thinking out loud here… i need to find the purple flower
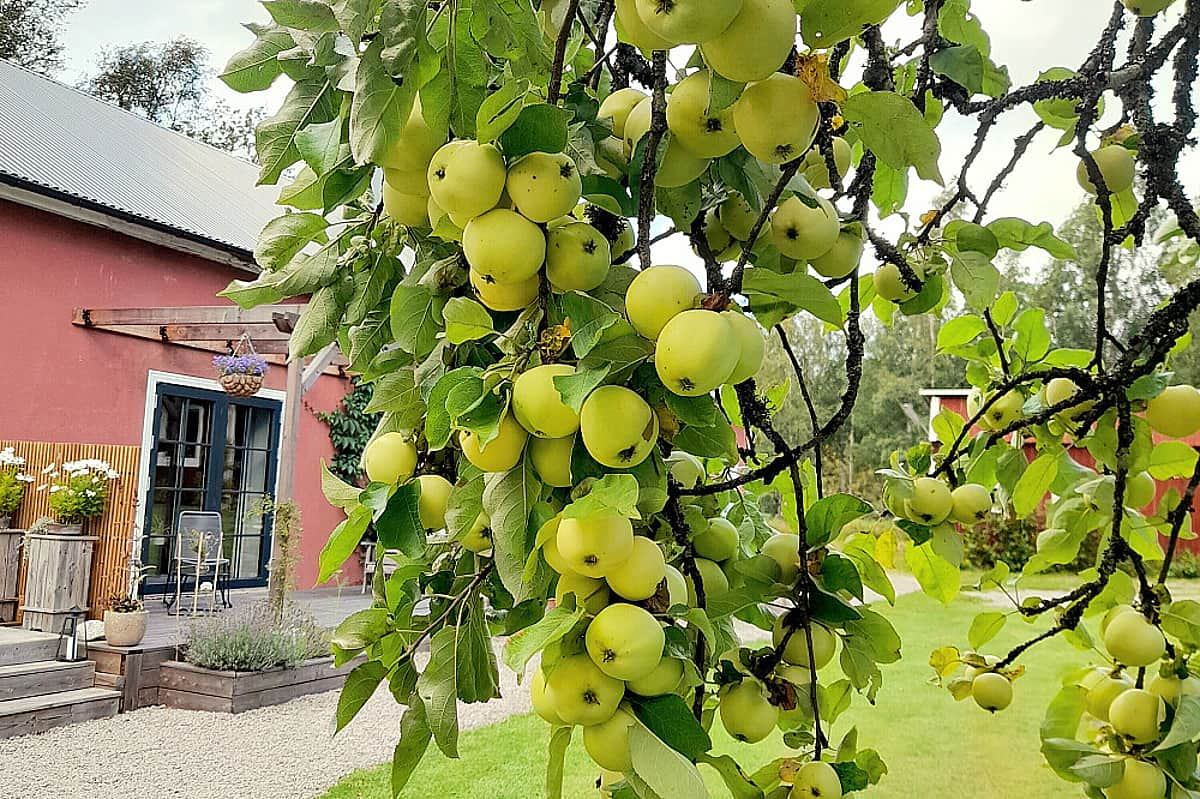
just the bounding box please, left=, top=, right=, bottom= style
left=213, top=353, right=270, bottom=377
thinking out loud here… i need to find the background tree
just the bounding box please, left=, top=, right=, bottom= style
left=0, top=0, right=82, bottom=75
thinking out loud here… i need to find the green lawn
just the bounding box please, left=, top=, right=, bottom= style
left=322, top=590, right=1095, bottom=799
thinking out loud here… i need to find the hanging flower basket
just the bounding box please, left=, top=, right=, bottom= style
left=214, top=337, right=269, bottom=398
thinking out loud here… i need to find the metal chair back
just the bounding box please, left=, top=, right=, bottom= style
left=176, top=511, right=224, bottom=565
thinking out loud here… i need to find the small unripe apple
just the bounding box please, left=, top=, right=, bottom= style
left=625, top=264, right=701, bottom=340
left=383, top=165, right=430, bottom=197
left=732, top=73, right=819, bottom=165
left=905, top=477, right=954, bottom=525
left=719, top=194, right=760, bottom=241
left=541, top=516, right=572, bottom=574
left=666, top=70, right=741, bottom=159
left=770, top=194, right=839, bottom=261
left=656, top=310, right=739, bottom=397
left=790, top=760, right=843, bottom=799
left=598, top=87, right=648, bottom=138
left=949, top=483, right=993, bottom=525
left=1149, top=674, right=1200, bottom=706
left=556, top=571, right=612, bottom=615
left=688, top=557, right=730, bottom=604
left=546, top=222, right=611, bottom=293
left=1086, top=672, right=1133, bottom=721
left=1109, top=688, right=1166, bottom=744
left=1104, top=611, right=1166, bottom=667
left=1144, top=384, right=1200, bottom=438
left=583, top=705, right=637, bottom=772
left=694, top=518, right=739, bottom=562
left=382, top=182, right=430, bottom=227
left=1122, top=0, right=1178, bottom=15
left=719, top=679, right=779, bottom=743
left=506, top=152, right=583, bottom=223
left=580, top=386, right=660, bottom=469
left=470, top=269, right=540, bottom=312
left=459, top=512, right=492, bottom=554
left=971, top=672, right=1013, bottom=712
left=613, top=0, right=672, bottom=53
left=809, top=227, right=864, bottom=279
left=530, top=436, right=574, bottom=488
left=1103, top=757, right=1167, bottom=799
left=1125, top=471, right=1157, bottom=509
left=872, top=263, right=921, bottom=303
left=772, top=615, right=837, bottom=669
left=557, top=511, right=635, bottom=578
left=761, top=532, right=801, bottom=584
left=363, top=432, right=417, bottom=485
left=700, top=0, right=796, bottom=83
left=544, top=653, right=625, bottom=726
left=416, top=474, right=453, bottom=530
left=531, top=668, right=566, bottom=725
left=605, top=536, right=667, bottom=601
left=1077, top=145, right=1136, bottom=195
left=801, top=137, right=853, bottom=191
left=427, top=140, right=506, bottom=225
left=463, top=208, right=547, bottom=284
left=586, top=602, right=665, bottom=681
left=512, top=364, right=581, bottom=439
left=458, top=413, right=528, bottom=473
left=968, top=387, right=1024, bottom=431
left=377, top=96, right=443, bottom=172
left=1044, top=377, right=1096, bottom=421
left=722, top=311, right=766, bottom=385
left=667, top=451, right=705, bottom=489
left=633, top=0, right=742, bottom=45
left=626, top=656, right=685, bottom=697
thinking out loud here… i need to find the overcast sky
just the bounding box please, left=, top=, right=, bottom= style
left=59, top=0, right=1196, bottom=273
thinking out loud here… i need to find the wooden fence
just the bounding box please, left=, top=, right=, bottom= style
left=2, top=440, right=141, bottom=621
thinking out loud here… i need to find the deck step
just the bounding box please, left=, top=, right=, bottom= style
left=0, top=660, right=95, bottom=701
left=0, top=629, right=60, bottom=666
left=0, top=687, right=120, bottom=739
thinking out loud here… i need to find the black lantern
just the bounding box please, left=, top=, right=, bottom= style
left=56, top=605, right=88, bottom=662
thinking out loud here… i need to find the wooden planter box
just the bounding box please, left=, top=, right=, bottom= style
left=158, top=656, right=355, bottom=713
left=0, top=530, right=21, bottom=623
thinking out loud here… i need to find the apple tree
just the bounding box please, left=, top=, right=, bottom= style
left=220, top=0, right=1200, bottom=797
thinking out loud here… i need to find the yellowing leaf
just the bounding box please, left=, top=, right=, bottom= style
left=929, top=645, right=961, bottom=680
left=795, top=52, right=848, bottom=104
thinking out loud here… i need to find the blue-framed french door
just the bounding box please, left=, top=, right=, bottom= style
left=140, top=383, right=282, bottom=593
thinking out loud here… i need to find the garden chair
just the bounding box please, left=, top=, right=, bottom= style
left=166, top=511, right=230, bottom=616
left=360, top=541, right=402, bottom=593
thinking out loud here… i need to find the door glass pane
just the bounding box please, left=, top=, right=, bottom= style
left=222, top=405, right=276, bottom=583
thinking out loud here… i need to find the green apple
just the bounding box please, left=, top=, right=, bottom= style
left=872, top=263, right=922, bottom=303
left=625, top=265, right=701, bottom=340
left=1044, top=376, right=1097, bottom=421
left=427, top=140, right=506, bottom=225
left=377, top=95, right=443, bottom=172
left=791, top=761, right=843, bottom=799
left=605, top=536, right=667, bottom=601
left=664, top=564, right=689, bottom=607
left=382, top=182, right=430, bottom=227
left=949, top=483, right=992, bottom=525
left=688, top=557, right=730, bottom=604
left=809, top=227, right=864, bottom=279
left=968, top=387, right=1024, bottom=431
left=580, top=385, right=660, bottom=469
left=719, top=679, right=779, bottom=743
left=1103, top=758, right=1167, bottom=799
left=531, top=436, right=574, bottom=488
left=583, top=705, right=636, bottom=771
left=1087, top=672, right=1133, bottom=721
left=627, top=656, right=685, bottom=696
left=1144, top=384, right=1200, bottom=438
left=1102, top=606, right=1136, bottom=637
left=719, top=193, right=760, bottom=241
left=363, top=432, right=417, bottom=484
left=383, top=165, right=430, bottom=196
left=545, top=653, right=625, bottom=726
left=773, top=615, right=837, bottom=669
left=541, top=516, right=573, bottom=574
left=512, top=364, right=581, bottom=439
left=556, top=571, right=612, bottom=615
left=622, top=95, right=652, bottom=159
left=1105, top=611, right=1166, bottom=667
left=667, top=451, right=705, bottom=489
left=507, top=152, right=583, bottom=223
left=666, top=70, right=741, bottom=159
left=599, top=87, right=649, bottom=138
left=700, top=0, right=795, bottom=82
left=557, top=511, right=636, bottom=578
left=762, top=532, right=801, bottom=584
left=802, top=137, right=853, bottom=191
left=531, top=668, right=566, bottom=725
left=586, top=603, right=665, bottom=681
left=459, top=412, right=528, bottom=472
left=1109, top=688, right=1166, bottom=744
left=470, top=269, right=540, bottom=312
left=613, top=0, right=672, bottom=53
left=1077, top=145, right=1136, bottom=195
left=1149, top=674, right=1200, bottom=705
left=462, top=208, right=547, bottom=284
left=416, top=474, right=453, bottom=530
left=657, top=140, right=712, bottom=188
left=770, top=194, right=839, bottom=260
left=905, top=477, right=954, bottom=525
left=655, top=310, right=739, bottom=396
left=700, top=208, right=733, bottom=254
left=1122, top=0, right=1178, bottom=15
left=694, top=517, right=739, bottom=561
left=733, top=74, right=819, bottom=164
left=546, top=222, right=611, bottom=292
left=971, top=672, right=1013, bottom=712
left=1126, top=471, right=1157, bottom=509
left=633, top=0, right=742, bottom=45
left=722, top=310, right=765, bottom=385
left=459, top=512, right=492, bottom=554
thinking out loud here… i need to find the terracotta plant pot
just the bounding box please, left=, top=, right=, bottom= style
left=103, top=609, right=148, bottom=647
left=45, top=521, right=83, bottom=535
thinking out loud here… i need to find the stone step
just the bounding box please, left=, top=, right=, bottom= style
left=0, top=628, right=61, bottom=666
left=0, top=660, right=96, bottom=701
left=0, top=687, right=120, bottom=739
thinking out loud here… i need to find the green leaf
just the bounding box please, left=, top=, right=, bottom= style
left=391, top=284, right=446, bottom=359
left=629, top=695, right=712, bottom=760
left=562, top=292, right=620, bottom=358
left=498, top=103, right=572, bottom=160
left=799, top=0, right=904, bottom=48
left=1155, top=695, right=1200, bottom=751
left=674, top=417, right=738, bottom=461
left=986, top=218, right=1076, bottom=259
left=905, top=541, right=959, bottom=604
left=483, top=459, right=542, bottom=600
left=1013, top=452, right=1058, bottom=517
left=442, top=297, right=496, bottom=344
left=844, top=607, right=901, bottom=663
left=929, top=44, right=1011, bottom=98
left=991, top=291, right=1019, bottom=325
left=564, top=474, right=641, bottom=520
left=578, top=334, right=655, bottom=381
left=256, top=79, right=337, bottom=185
left=331, top=607, right=391, bottom=650
left=290, top=284, right=346, bottom=359
left=931, top=408, right=965, bottom=448
left=697, top=753, right=763, bottom=799
left=936, top=314, right=986, bottom=350
left=949, top=251, right=999, bottom=311
left=426, top=368, right=483, bottom=449
left=553, top=366, right=610, bottom=413
left=321, top=459, right=362, bottom=511
left=821, top=552, right=865, bottom=601
left=841, top=91, right=943, bottom=185
left=629, top=723, right=708, bottom=799
left=842, top=535, right=895, bottom=605
left=546, top=725, right=572, bottom=799
left=1024, top=527, right=1089, bottom=575
left=476, top=79, right=531, bottom=142
left=391, top=696, right=432, bottom=796
left=459, top=596, right=502, bottom=703
left=1162, top=600, right=1200, bottom=647
left=1041, top=684, right=1088, bottom=741
left=380, top=0, right=427, bottom=76
left=376, top=483, right=425, bottom=557
left=336, top=660, right=386, bottom=734
left=968, top=611, right=1007, bottom=650
left=1150, top=441, right=1199, bottom=480
left=743, top=268, right=844, bottom=327
left=365, top=370, right=425, bottom=429
left=417, top=627, right=461, bottom=757
left=503, top=603, right=585, bottom=672
left=350, top=39, right=419, bottom=165
left=806, top=494, right=873, bottom=547
left=320, top=504, right=372, bottom=582
left=262, top=0, right=339, bottom=31
left=220, top=24, right=294, bottom=93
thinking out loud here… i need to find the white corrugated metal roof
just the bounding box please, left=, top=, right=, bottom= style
left=0, top=59, right=280, bottom=259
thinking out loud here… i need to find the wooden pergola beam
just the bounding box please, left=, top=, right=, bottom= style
left=161, top=323, right=288, bottom=341
left=73, top=305, right=303, bottom=326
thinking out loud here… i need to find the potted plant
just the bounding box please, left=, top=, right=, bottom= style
left=39, top=459, right=120, bottom=534
left=0, top=447, right=33, bottom=528
left=103, top=594, right=149, bottom=647
left=214, top=352, right=269, bottom=397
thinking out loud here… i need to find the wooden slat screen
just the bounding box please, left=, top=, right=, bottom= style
left=2, top=440, right=141, bottom=621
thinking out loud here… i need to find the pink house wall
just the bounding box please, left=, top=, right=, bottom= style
left=0, top=198, right=360, bottom=589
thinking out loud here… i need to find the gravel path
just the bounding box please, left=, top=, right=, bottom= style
left=0, top=572, right=925, bottom=798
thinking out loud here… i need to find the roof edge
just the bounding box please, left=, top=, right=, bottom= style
left=919, top=388, right=973, bottom=397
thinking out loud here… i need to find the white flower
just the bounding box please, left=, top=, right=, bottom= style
left=41, top=463, right=56, bottom=474
left=49, top=485, right=62, bottom=493
left=85, top=490, right=96, bottom=497
left=36, top=485, right=47, bottom=492
left=16, top=474, right=33, bottom=483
